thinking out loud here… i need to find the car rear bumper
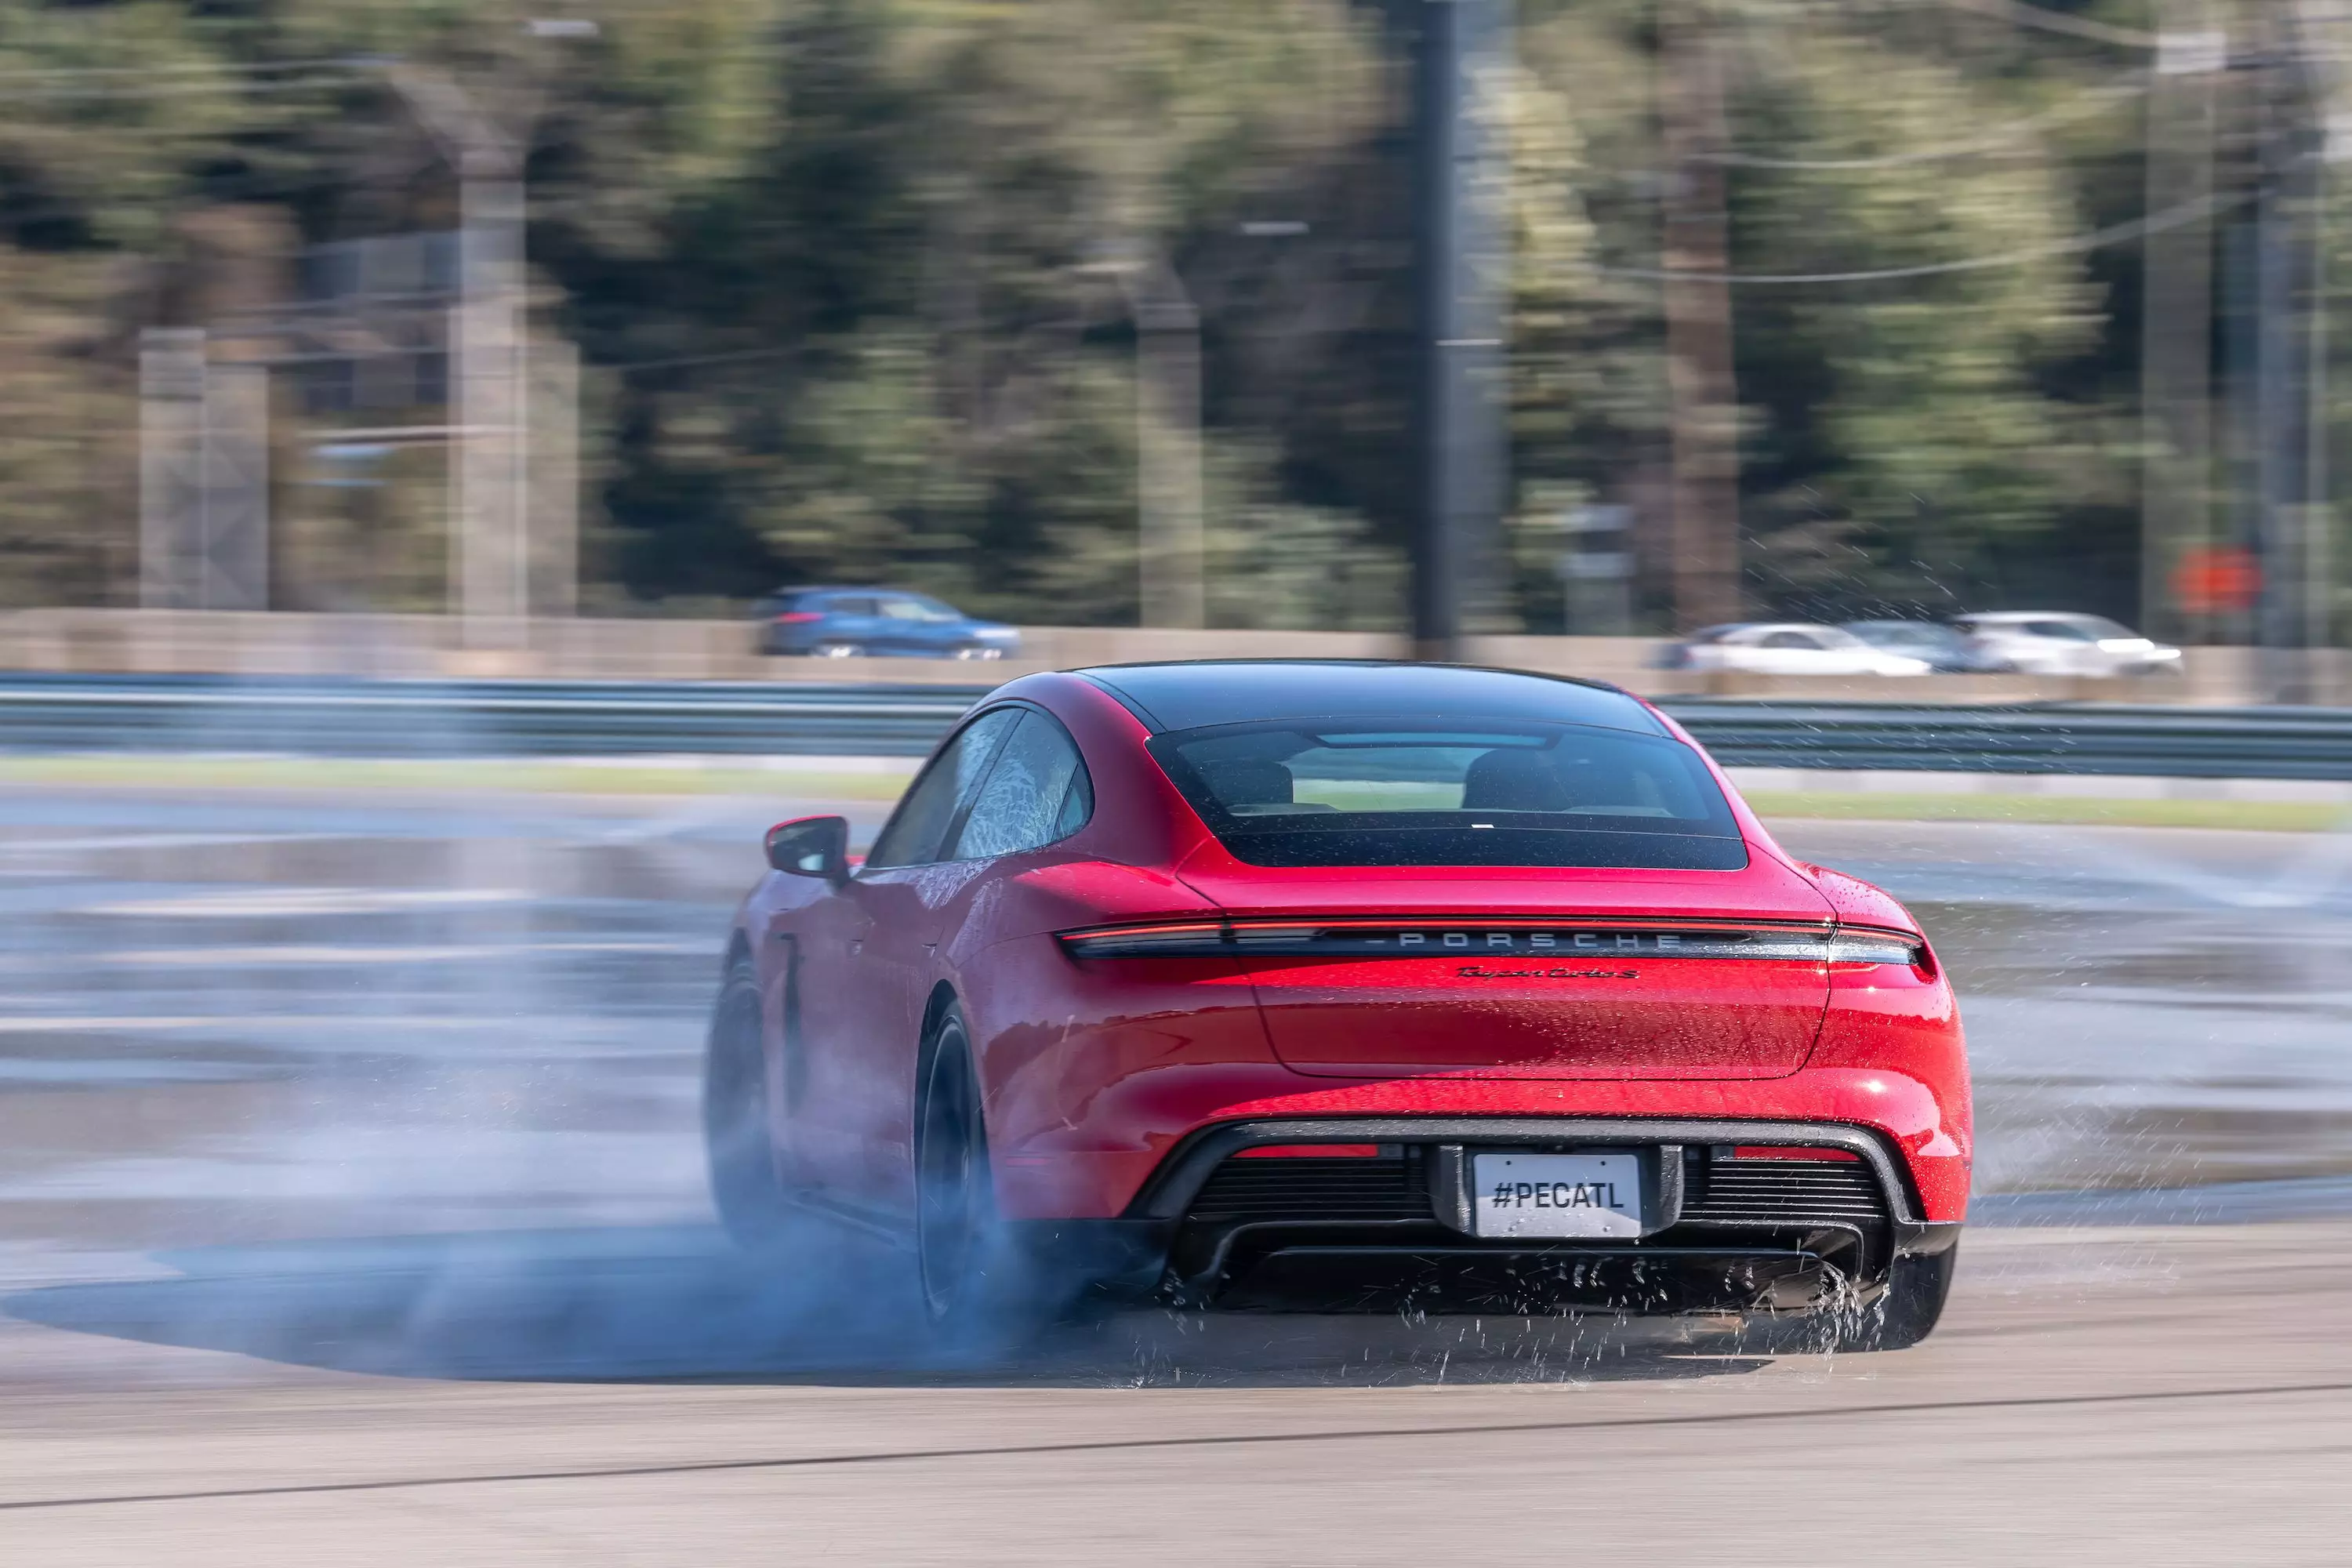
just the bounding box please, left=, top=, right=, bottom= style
left=1003, top=1114, right=1961, bottom=1313
left=992, top=1065, right=1971, bottom=1225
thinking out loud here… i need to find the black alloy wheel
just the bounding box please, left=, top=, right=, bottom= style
left=703, top=959, right=793, bottom=1248
left=913, top=1008, right=999, bottom=1325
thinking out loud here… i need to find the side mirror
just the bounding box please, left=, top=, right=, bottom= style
left=765, top=815, right=851, bottom=885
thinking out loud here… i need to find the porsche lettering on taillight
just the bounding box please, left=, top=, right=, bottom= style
left=1056, top=917, right=1922, bottom=967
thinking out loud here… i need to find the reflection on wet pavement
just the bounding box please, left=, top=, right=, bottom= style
left=0, top=787, right=880, bottom=1290
left=1773, top=819, right=2352, bottom=1195
left=1, top=790, right=2348, bottom=1300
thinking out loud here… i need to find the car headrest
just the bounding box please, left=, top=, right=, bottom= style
left=1460, top=749, right=1573, bottom=813
left=1199, top=757, right=1295, bottom=808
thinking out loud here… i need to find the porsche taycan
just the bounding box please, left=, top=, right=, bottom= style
left=705, top=662, right=1969, bottom=1345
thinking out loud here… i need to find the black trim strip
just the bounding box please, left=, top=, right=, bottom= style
left=1123, top=1116, right=1927, bottom=1227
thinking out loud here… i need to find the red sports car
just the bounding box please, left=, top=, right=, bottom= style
left=705, top=662, right=1969, bottom=1346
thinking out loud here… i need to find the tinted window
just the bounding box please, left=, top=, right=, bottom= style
left=879, top=596, right=957, bottom=622
left=1761, top=631, right=1819, bottom=650
left=1848, top=622, right=1957, bottom=652
left=2022, top=620, right=2096, bottom=641
left=831, top=596, right=879, bottom=617
left=1084, top=663, right=1663, bottom=737
left=950, top=711, right=1093, bottom=860
left=1149, top=720, right=1744, bottom=870
left=866, top=708, right=1023, bottom=869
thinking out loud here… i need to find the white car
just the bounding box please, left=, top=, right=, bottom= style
left=1947, top=613, right=2183, bottom=677
left=1674, top=622, right=1932, bottom=677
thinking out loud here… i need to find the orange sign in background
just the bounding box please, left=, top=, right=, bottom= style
left=2173, top=545, right=2262, bottom=618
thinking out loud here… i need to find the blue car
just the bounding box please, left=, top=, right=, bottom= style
left=757, top=587, right=1022, bottom=660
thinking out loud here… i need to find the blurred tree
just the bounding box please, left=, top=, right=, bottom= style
left=0, top=0, right=2295, bottom=635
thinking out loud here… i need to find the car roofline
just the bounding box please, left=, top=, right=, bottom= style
left=1071, top=657, right=1629, bottom=696
left=1064, top=659, right=1658, bottom=737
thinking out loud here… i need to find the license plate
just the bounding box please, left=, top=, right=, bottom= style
left=1472, top=1151, right=1643, bottom=1239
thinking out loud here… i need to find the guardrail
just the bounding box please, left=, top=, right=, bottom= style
left=4, top=673, right=2352, bottom=779
left=0, top=674, right=986, bottom=759
left=1662, top=700, right=2352, bottom=780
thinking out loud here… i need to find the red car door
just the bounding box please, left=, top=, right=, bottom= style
left=785, top=707, right=1024, bottom=1214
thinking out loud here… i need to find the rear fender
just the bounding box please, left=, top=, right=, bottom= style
left=955, top=928, right=1287, bottom=1221
left=1811, top=957, right=1971, bottom=1221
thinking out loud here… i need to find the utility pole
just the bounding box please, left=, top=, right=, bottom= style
left=2142, top=13, right=2224, bottom=644
left=528, top=333, right=580, bottom=619
left=139, top=330, right=205, bottom=612
left=1406, top=0, right=1511, bottom=662
left=459, top=137, right=529, bottom=643
left=388, top=67, right=528, bottom=650
left=139, top=328, right=270, bottom=613
left=1123, top=260, right=1207, bottom=630
left=198, top=361, right=271, bottom=612
left=1658, top=1, right=1742, bottom=632
left=2298, top=0, right=2350, bottom=702
left=2244, top=13, right=2329, bottom=699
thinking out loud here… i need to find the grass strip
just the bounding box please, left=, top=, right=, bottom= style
left=1744, top=790, right=2347, bottom=833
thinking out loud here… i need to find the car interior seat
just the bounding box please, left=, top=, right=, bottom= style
left=1199, top=757, right=1330, bottom=815
left=1460, top=748, right=1576, bottom=813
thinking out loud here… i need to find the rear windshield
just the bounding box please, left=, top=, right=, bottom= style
left=1147, top=720, right=1747, bottom=870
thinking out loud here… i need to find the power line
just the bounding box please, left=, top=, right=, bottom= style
left=6, top=73, right=365, bottom=103
left=1935, top=0, right=2163, bottom=51
left=613, top=346, right=795, bottom=375
left=0, top=165, right=419, bottom=238
left=0, top=55, right=365, bottom=82
left=1698, top=78, right=2151, bottom=169
left=1588, top=183, right=2254, bottom=286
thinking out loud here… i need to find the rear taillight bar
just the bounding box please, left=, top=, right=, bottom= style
left=1234, top=1143, right=1388, bottom=1160
left=1056, top=917, right=1922, bottom=967
left=1729, top=1145, right=1862, bottom=1163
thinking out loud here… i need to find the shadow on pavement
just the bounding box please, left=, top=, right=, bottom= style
left=1, top=1225, right=1781, bottom=1388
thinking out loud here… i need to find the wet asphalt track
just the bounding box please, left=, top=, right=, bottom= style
left=2, top=782, right=2349, bottom=1563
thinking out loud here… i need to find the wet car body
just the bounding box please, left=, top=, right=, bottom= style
left=709, top=662, right=1970, bottom=1338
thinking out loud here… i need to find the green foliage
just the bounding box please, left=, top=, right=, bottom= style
left=0, top=0, right=2280, bottom=629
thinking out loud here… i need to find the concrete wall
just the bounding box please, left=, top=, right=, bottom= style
left=0, top=607, right=2333, bottom=705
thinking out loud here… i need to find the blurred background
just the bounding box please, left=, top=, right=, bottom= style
left=2, top=0, right=2349, bottom=695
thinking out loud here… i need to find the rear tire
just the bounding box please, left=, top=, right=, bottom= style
left=913, top=1007, right=1026, bottom=1333
left=704, top=959, right=794, bottom=1249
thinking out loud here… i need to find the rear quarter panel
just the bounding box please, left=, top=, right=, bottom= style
left=957, top=931, right=1293, bottom=1221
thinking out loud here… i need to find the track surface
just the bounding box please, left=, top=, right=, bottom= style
left=2, top=786, right=2350, bottom=1563
left=4, top=1223, right=2347, bottom=1564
